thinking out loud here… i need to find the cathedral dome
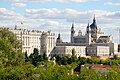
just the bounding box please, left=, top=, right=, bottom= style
left=90, top=22, right=97, bottom=29
left=90, top=16, right=97, bottom=29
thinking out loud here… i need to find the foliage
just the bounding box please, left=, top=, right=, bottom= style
left=0, top=64, right=36, bottom=80
left=55, top=48, right=77, bottom=65
left=43, top=52, right=48, bottom=61
left=0, top=28, right=21, bottom=51
left=55, top=55, right=70, bottom=65
left=28, top=48, right=48, bottom=66
left=25, top=51, right=29, bottom=62
left=71, top=48, right=77, bottom=62
left=113, top=55, right=118, bottom=60
left=0, top=29, right=24, bottom=67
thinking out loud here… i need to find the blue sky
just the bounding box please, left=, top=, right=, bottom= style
left=0, top=0, right=120, bottom=43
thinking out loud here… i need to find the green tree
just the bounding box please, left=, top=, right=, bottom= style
left=43, top=53, right=48, bottom=61
left=71, top=48, right=77, bottom=62
left=0, top=28, right=22, bottom=52
left=55, top=55, right=62, bottom=65
left=33, top=48, right=39, bottom=55
left=25, top=51, right=29, bottom=62
left=0, top=29, right=24, bottom=67
left=113, top=55, right=118, bottom=60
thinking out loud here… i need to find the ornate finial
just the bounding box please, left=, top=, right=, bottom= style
left=93, top=14, right=96, bottom=23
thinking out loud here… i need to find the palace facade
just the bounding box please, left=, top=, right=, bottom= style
left=8, top=27, right=55, bottom=56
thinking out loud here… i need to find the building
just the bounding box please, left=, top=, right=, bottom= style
left=52, top=16, right=118, bottom=57
left=40, top=31, right=55, bottom=56
left=0, top=16, right=118, bottom=58
left=86, top=44, right=110, bottom=56
left=89, top=64, right=111, bottom=74
left=3, top=27, right=55, bottom=56
left=51, top=45, right=86, bottom=57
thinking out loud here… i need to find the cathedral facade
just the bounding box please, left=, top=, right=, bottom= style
left=51, top=17, right=118, bottom=57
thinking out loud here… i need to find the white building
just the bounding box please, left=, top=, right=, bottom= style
left=40, top=31, right=55, bottom=56
left=86, top=44, right=110, bottom=56
left=9, top=28, right=41, bottom=55
left=51, top=46, right=86, bottom=57
left=8, top=27, right=55, bottom=56
left=53, top=16, right=118, bottom=57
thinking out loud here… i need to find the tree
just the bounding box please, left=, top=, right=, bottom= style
left=0, top=28, right=22, bottom=52
left=55, top=55, right=70, bottom=65
left=72, top=48, right=76, bottom=56
left=71, top=48, right=77, bottom=62
left=29, top=48, right=39, bottom=66
left=0, top=29, right=24, bottom=67
left=55, top=55, right=62, bottom=65
left=28, top=48, right=48, bottom=66
left=25, top=51, right=29, bottom=62
left=43, top=53, right=48, bottom=61
left=33, top=48, right=39, bottom=55
left=113, top=55, right=118, bottom=60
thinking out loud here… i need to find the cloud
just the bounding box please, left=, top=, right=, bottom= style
left=11, top=3, right=27, bottom=9
left=0, top=8, right=25, bottom=21
left=25, top=8, right=120, bottom=24
left=70, top=0, right=97, bottom=3
left=24, top=8, right=120, bottom=42
left=105, top=2, right=120, bottom=6
left=11, top=0, right=97, bottom=3
left=0, top=8, right=119, bottom=42
left=0, top=8, right=28, bottom=29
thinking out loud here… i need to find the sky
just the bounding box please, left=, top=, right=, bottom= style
left=0, top=0, right=120, bottom=43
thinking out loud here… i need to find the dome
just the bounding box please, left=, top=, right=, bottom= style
left=90, top=22, right=97, bottom=29
left=90, top=16, right=97, bottom=29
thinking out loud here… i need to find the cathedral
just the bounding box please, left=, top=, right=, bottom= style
left=52, top=16, right=118, bottom=57
left=70, top=16, right=113, bottom=44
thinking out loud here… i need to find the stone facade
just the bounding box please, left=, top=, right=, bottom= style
left=51, top=46, right=86, bottom=57
left=40, top=31, right=55, bottom=57
left=6, top=27, right=55, bottom=56
left=54, top=16, right=118, bottom=57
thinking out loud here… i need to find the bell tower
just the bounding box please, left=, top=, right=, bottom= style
left=71, top=23, right=75, bottom=43
left=86, top=22, right=91, bottom=44
left=56, top=33, right=62, bottom=43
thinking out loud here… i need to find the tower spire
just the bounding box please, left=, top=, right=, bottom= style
left=71, top=22, right=75, bottom=43
left=87, top=20, right=89, bottom=28
left=93, top=14, right=96, bottom=23
left=72, top=20, right=74, bottom=29
left=56, top=33, right=62, bottom=43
